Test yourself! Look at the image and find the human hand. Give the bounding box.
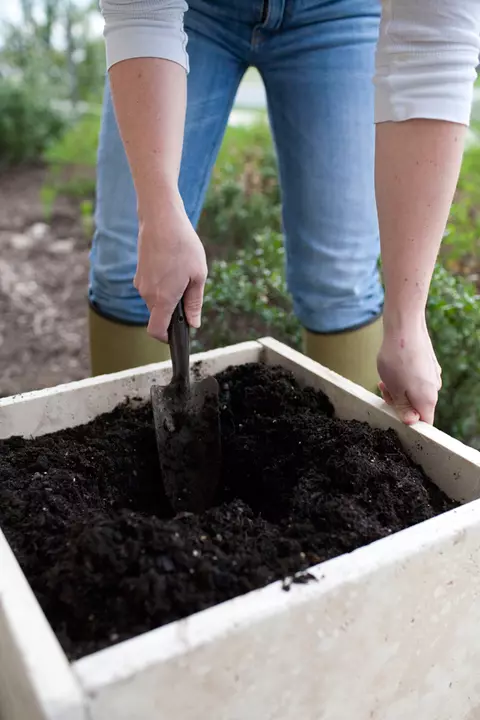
[377,317,442,425]
[134,193,207,342]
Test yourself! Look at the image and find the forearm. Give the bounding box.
[376,120,465,328]
[99,0,188,209]
[110,58,186,211]
[374,0,480,326]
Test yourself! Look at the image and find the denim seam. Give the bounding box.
[304,310,383,337]
[187,76,245,226]
[89,298,148,328]
[263,0,271,27]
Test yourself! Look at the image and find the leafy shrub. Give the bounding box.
[194,122,297,349]
[1,2,105,105]
[427,265,480,448]
[43,110,100,168]
[443,140,480,273]
[194,229,301,352]
[198,121,280,253]
[41,110,99,217]
[0,81,65,167]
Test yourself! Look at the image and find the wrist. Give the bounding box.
[137,183,184,222]
[383,301,426,336]
[383,279,429,328]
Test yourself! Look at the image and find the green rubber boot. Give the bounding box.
[303,316,383,393]
[89,304,170,376]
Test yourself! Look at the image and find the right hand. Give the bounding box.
[377,316,442,425]
[134,193,208,342]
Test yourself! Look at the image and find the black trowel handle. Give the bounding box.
[168,300,190,386]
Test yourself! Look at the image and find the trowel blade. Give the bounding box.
[150,375,221,514]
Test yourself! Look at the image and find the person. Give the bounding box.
[90,0,480,426]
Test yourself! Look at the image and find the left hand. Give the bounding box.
[377,318,442,425]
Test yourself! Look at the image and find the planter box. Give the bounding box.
[1,337,480,720]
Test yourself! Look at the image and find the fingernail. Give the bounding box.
[403,410,420,425]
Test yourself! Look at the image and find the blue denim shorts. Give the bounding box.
[89,0,383,333]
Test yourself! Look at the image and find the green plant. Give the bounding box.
[198,121,280,254]
[80,198,95,236]
[39,183,57,221]
[0,81,65,167]
[443,141,480,270]
[41,110,99,214]
[427,265,480,448]
[43,109,100,167]
[193,229,301,351]
[1,1,105,105]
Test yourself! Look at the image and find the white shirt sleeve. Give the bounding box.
[99,0,189,72]
[374,0,480,125]
[101,0,480,126]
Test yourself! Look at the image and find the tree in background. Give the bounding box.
[0,0,105,105]
[0,1,104,166]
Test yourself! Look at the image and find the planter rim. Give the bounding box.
[0,340,262,410]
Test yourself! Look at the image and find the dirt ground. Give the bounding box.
[0,165,90,397]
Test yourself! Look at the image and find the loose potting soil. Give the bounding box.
[0,363,457,660]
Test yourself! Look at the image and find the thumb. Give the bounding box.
[183,275,205,330]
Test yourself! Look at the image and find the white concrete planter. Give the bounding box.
[1,337,480,720]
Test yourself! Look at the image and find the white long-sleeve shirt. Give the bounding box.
[99,0,480,126]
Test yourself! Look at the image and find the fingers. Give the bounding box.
[378,381,394,406]
[378,329,441,427]
[143,272,206,342]
[392,394,421,426]
[135,273,180,343]
[183,273,206,330]
[378,380,437,425]
[147,298,178,343]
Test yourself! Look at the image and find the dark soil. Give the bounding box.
[0,363,457,661]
